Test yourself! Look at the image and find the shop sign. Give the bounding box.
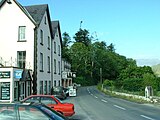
[1,87,10,100]
[14,70,23,79]
[0,71,10,78]
[62,72,67,79]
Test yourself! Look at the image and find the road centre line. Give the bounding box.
[101,99,108,103]
[114,105,126,110]
[140,115,155,120]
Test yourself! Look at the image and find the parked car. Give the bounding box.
[0,102,68,120]
[51,86,67,100]
[63,87,69,97]
[21,95,75,117]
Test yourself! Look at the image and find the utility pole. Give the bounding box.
[100,68,103,90]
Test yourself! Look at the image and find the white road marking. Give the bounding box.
[94,96,98,98]
[101,99,108,103]
[114,105,126,110]
[140,115,155,120]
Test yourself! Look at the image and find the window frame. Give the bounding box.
[54,41,56,53]
[47,56,50,73]
[40,53,43,72]
[18,26,26,41]
[40,29,43,45]
[48,36,50,50]
[54,59,56,74]
[17,51,26,69]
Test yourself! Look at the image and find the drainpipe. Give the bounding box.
[51,37,54,94]
[33,27,38,95]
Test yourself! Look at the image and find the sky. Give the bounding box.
[18,0,160,66]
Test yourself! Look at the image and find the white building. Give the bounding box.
[0,0,63,100]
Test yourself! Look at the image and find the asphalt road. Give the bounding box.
[64,86,160,120]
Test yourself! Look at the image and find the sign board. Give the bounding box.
[68,86,77,97]
[1,87,10,100]
[62,72,67,79]
[14,70,23,79]
[0,71,10,78]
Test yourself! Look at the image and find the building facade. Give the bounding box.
[51,21,62,87]
[0,0,63,101]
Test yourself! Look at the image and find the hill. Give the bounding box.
[152,64,160,77]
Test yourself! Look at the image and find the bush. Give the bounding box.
[74,76,95,86]
[122,78,143,92]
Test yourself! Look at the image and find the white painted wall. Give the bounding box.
[0,1,35,69]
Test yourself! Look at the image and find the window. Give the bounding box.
[17,51,26,69]
[54,41,56,53]
[44,81,47,94]
[58,61,60,75]
[41,97,57,105]
[58,80,60,86]
[49,81,51,94]
[58,45,60,56]
[40,81,43,94]
[20,82,25,100]
[40,53,43,71]
[24,96,40,103]
[47,56,50,73]
[44,17,47,24]
[40,29,43,45]
[54,59,56,74]
[54,81,56,86]
[18,26,26,41]
[48,36,50,49]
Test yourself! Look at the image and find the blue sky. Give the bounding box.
[18,0,160,65]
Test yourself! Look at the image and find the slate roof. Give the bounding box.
[51,21,59,37]
[24,4,48,25]
[51,21,62,46]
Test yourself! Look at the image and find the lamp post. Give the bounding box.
[80,21,83,29]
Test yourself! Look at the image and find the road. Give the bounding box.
[64,86,160,120]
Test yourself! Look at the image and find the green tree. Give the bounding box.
[73,29,91,46]
[107,43,115,52]
[142,73,157,90]
[62,32,71,61]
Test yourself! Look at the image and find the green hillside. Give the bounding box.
[152,64,160,77]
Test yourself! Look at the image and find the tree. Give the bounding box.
[62,32,71,61]
[142,73,157,90]
[73,29,91,46]
[107,43,115,52]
